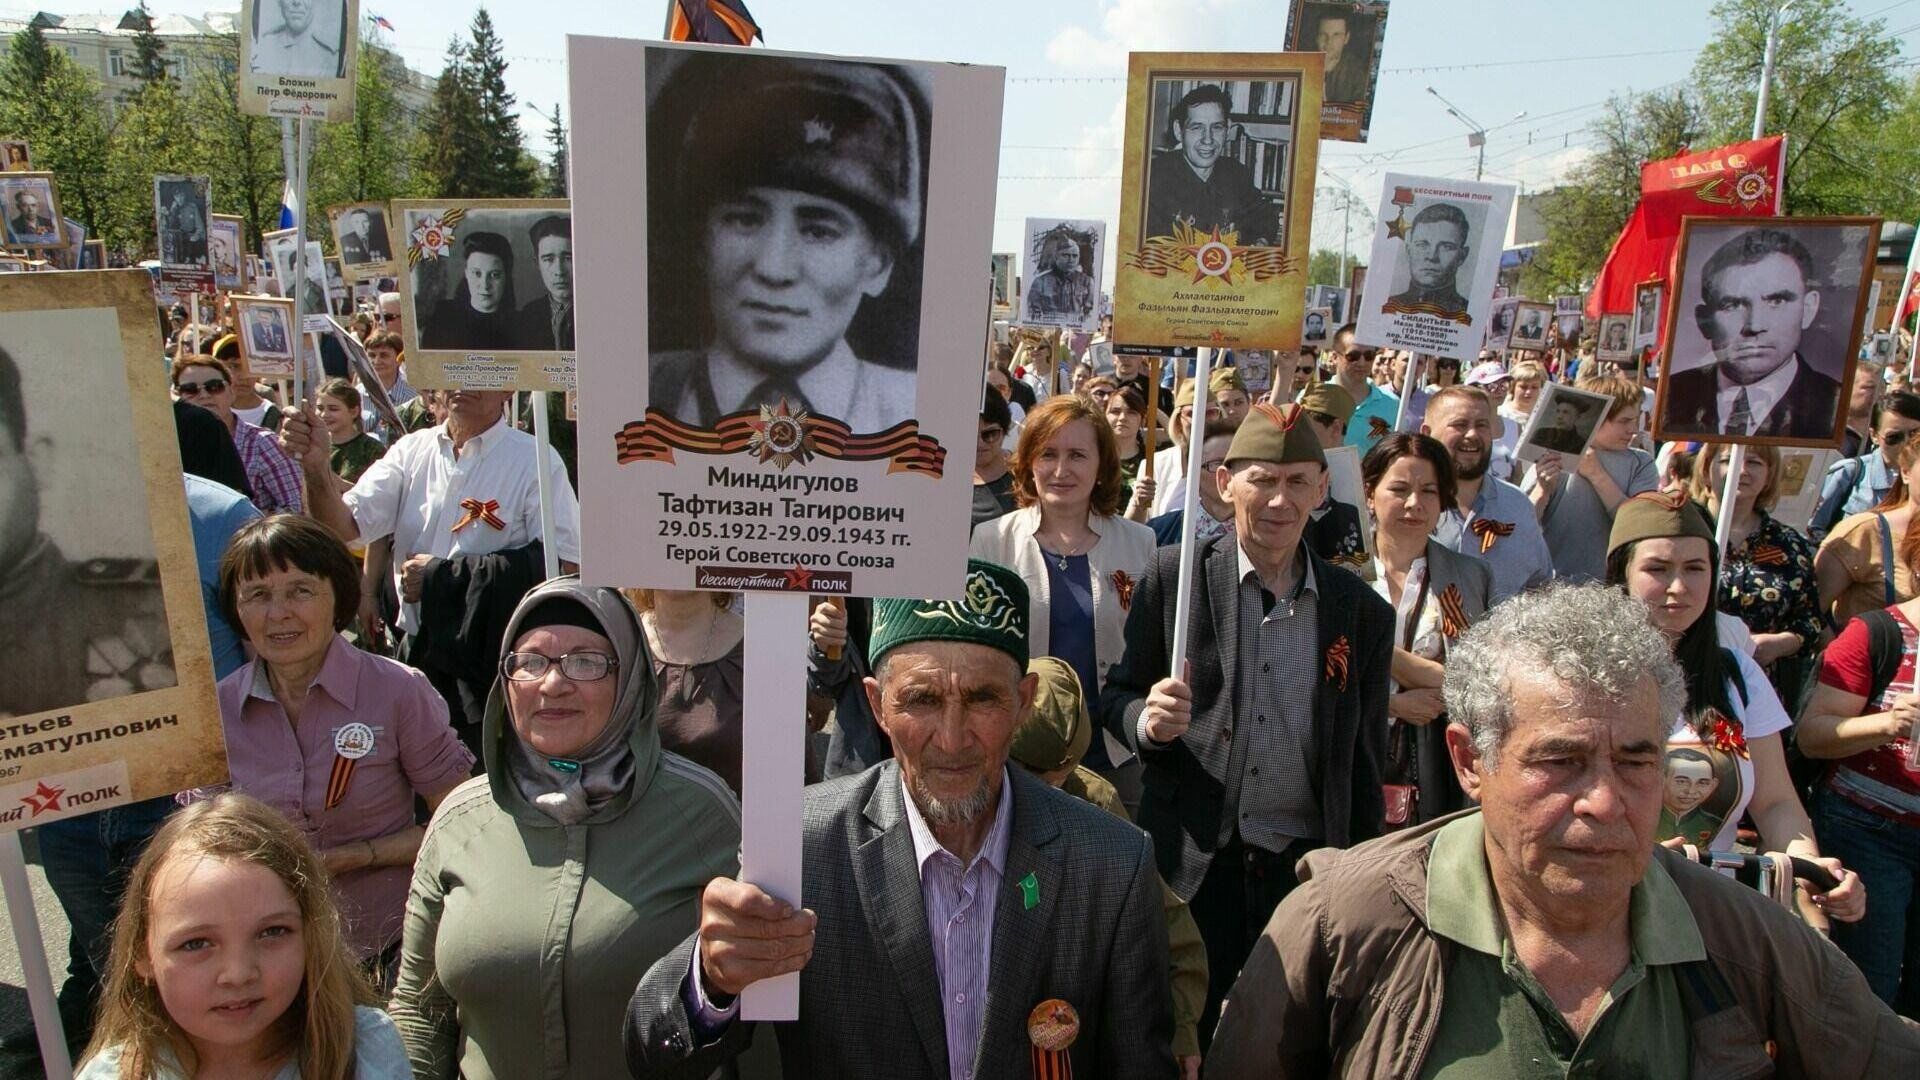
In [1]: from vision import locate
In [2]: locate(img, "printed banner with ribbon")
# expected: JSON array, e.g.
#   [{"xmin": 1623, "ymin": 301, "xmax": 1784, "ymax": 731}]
[{"xmin": 614, "ymin": 403, "xmax": 947, "ymax": 478}]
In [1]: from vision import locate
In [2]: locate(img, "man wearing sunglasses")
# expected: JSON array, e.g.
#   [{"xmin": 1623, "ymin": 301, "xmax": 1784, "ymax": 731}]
[
  {"xmin": 1326, "ymin": 323, "xmax": 1400, "ymax": 452},
  {"xmin": 1813, "ymin": 389, "xmax": 1920, "ymax": 540}
]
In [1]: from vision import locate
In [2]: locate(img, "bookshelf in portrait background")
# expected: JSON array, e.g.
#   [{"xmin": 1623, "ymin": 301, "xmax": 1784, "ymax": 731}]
[{"xmin": 1148, "ymin": 75, "xmax": 1297, "ymax": 240}]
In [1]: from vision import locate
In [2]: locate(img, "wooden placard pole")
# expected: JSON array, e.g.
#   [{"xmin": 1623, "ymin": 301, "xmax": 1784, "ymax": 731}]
[
  {"xmin": 530, "ymin": 391, "xmax": 561, "ymax": 579},
  {"xmin": 1143, "ymin": 356, "xmax": 1164, "ymax": 460}
]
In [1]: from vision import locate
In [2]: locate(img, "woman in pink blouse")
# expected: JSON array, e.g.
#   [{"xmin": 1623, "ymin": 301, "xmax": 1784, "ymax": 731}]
[{"xmin": 215, "ymin": 514, "xmax": 473, "ymax": 981}]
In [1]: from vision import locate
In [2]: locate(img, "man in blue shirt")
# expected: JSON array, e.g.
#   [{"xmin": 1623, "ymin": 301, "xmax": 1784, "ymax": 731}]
[
  {"xmin": 1424, "ymin": 386, "xmax": 1552, "ymax": 603},
  {"xmin": 1326, "ymin": 323, "xmax": 1398, "ymax": 451}
]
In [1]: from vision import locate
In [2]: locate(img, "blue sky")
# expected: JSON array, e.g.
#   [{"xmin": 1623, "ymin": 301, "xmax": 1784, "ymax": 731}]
[{"xmin": 31, "ymin": 1, "xmax": 1920, "ymax": 280}]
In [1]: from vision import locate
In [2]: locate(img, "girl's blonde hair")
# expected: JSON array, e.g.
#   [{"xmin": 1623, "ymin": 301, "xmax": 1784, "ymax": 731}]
[
  {"xmin": 1687, "ymin": 441, "xmax": 1782, "ymax": 512},
  {"xmin": 84, "ymin": 794, "xmax": 373, "ymax": 1080}
]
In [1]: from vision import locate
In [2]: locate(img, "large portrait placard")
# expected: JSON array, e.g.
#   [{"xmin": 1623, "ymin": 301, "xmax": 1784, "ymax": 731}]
[
  {"xmin": 1653, "ymin": 215, "xmax": 1878, "ymax": 448},
  {"xmin": 0, "ymin": 270, "xmax": 225, "ymax": 828},
  {"xmin": 1018, "ymin": 217, "xmax": 1104, "ymax": 331},
  {"xmin": 209, "ymin": 214, "xmax": 246, "ymax": 290},
  {"xmin": 1353, "ymin": 172, "xmax": 1515, "ymax": 361},
  {"xmin": 392, "ymin": 198, "xmax": 574, "ymax": 391},
  {"xmin": 232, "ymin": 294, "xmax": 299, "ymax": 378},
  {"xmin": 1113, "ymin": 53, "xmax": 1323, "ymax": 353},
  {"xmin": 238, "ymin": 0, "xmax": 358, "ymax": 121},
  {"xmin": 1285, "ymin": 1, "xmax": 1389, "ymax": 143},
  {"xmin": 568, "ymin": 36, "xmax": 1001, "ymax": 598}
]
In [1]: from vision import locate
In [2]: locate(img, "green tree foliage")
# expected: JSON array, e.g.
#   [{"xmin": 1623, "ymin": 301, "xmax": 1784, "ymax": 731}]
[
  {"xmin": 0, "ymin": 27, "xmax": 113, "ymax": 237},
  {"xmin": 1693, "ymin": 0, "xmax": 1903, "ymax": 217},
  {"xmin": 105, "ymin": 77, "xmax": 194, "ymax": 253},
  {"xmin": 311, "ymin": 41, "xmax": 413, "ymax": 236},
  {"xmin": 544, "ymin": 105, "xmax": 568, "ymax": 198},
  {"xmin": 129, "ymin": 1, "xmax": 169, "ymax": 86},
  {"xmin": 463, "ymin": 8, "xmax": 538, "ymax": 197},
  {"xmin": 1307, "ymin": 248, "xmax": 1347, "ymax": 288},
  {"xmin": 1521, "ymin": 90, "xmax": 1701, "ymax": 299},
  {"xmin": 412, "ymin": 9, "xmax": 537, "ymax": 198},
  {"xmin": 182, "ymin": 36, "xmax": 287, "ymax": 253},
  {"xmin": 415, "ymin": 37, "xmax": 484, "ymax": 197}
]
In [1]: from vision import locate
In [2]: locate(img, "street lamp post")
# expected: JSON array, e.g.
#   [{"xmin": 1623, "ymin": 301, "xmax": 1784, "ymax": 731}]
[{"xmin": 1426, "ymin": 87, "xmax": 1525, "ymax": 182}]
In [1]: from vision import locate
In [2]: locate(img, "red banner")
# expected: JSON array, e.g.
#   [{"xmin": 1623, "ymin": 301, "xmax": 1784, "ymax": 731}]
[{"xmin": 1587, "ymin": 135, "xmax": 1786, "ymax": 322}]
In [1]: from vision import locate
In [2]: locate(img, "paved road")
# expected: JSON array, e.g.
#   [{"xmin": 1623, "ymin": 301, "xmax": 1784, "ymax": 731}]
[{"xmin": 0, "ymin": 829, "xmax": 74, "ymax": 1078}]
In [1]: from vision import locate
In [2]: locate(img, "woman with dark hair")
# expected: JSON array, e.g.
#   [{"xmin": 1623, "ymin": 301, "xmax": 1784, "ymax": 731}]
[
  {"xmin": 971, "ymin": 395, "xmax": 1156, "ymax": 795},
  {"xmin": 1361, "ymin": 433, "xmax": 1491, "ymax": 825},
  {"xmin": 420, "ymin": 231, "xmax": 519, "ymax": 351},
  {"xmin": 1815, "ymin": 389, "xmax": 1920, "ymax": 537},
  {"xmin": 1105, "ymin": 383, "xmax": 1149, "ymax": 507},
  {"xmin": 215, "ymin": 514, "xmax": 474, "ymax": 978},
  {"xmin": 1606, "ymin": 491, "xmax": 1862, "ymax": 925}
]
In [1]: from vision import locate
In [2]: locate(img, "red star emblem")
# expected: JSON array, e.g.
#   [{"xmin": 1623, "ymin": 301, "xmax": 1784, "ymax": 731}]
[
  {"xmin": 23, "ymin": 781, "xmax": 64, "ymax": 816},
  {"xmin": 784, "ymin": 565, "xmax": 814, "ymax": 591},
  {"xmin": 1184, "ymin": 226, "xmax": 1237, "ymax": 285}
]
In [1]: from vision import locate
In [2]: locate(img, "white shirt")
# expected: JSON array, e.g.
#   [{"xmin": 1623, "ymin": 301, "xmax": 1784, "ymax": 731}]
[
  {"xmin": 1149, "ymin": 444, "xmax": 1187, "ymax": 517},
  {"xmin": 344, "ymin": 420, "xmax": 581, "ymax": 634},
  {"xmin": 1715, "ymin": 355, "xmax": 1800, "ymax": 433}
]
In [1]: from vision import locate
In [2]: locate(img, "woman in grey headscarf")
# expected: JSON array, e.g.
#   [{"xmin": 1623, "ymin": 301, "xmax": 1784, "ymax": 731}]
[{"xmin": 390, "ymin": 577, "xmax": 741, "ymax": 1080}]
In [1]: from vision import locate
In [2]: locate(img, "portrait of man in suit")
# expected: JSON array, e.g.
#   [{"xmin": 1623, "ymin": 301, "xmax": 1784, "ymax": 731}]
[
  {"xmin": 517, "ymin": 214, "xmax": 573, "ymax": 351},
  {"xmin": 627, "ymin": 560, "xmax": 1175, "ymax": 1080},
  {"xmin": 4, "ymin": 183, "xmax": 58, "ymax": 246},
  {"xmin": 646, "ymin": 53, "xmax": 928, "ymax": 434},
  {"xmin": 1307, "ymin": 6, "xmax": 1375, "ymax": 105},
  {"xmin": 1662, "ymin": 226, "xmax": 1847, "ymax": 441},
  {"xmin": 1513, "ymin": 308, "xmax": 1545, "ymax": 343},
  {"xmin": 248, "ymin": 307, "xmax": 290, "ymax": 355},
  {"xmin": 338, "ymin": 206, "xmax": 391, "ymax": 266},
  {"xmin": 1384, "ymin": 202, "xmax": 1470, "ymax": 321},
  {"xmin": 1143, "ymin": 83, "xmax": 1278, "ymax": 246}
]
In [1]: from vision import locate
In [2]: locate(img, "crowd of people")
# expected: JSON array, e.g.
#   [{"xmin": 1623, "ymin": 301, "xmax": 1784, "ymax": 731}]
[{"xmin": 6, "ymin": 266, "xmax": 1920, "ymax": 1078}]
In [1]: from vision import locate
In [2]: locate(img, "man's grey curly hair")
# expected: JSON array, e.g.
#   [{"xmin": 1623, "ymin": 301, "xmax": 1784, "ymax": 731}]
[{"xmin": 1442, "ymin": 583, "xmax": 1684, "ymax": 769}]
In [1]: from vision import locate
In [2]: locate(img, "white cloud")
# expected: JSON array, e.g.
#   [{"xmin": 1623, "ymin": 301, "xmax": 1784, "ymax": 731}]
[{"xmin": 1045, "ymin": 0, "xmax": 1254, "ymax": 73}]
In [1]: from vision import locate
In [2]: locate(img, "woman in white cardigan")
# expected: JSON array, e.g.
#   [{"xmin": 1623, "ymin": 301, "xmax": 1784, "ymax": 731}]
[{"xmin": 971, "ymin": 395, "xmax": 1156, "ymax": 794}]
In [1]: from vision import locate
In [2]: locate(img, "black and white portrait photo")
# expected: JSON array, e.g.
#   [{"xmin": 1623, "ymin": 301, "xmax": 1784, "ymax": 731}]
[
  {"xmin": 264, "ymin": 229, "xmax": 329, "ymax": 321},
  {"xmin": 1508, "ymin": 300, "xmax": 1553, "ymax": 351},
  {"xmin": 1142, "ymin": 78, "xmax": 1291, "ymax": 247},
  {"xmin": 330, "ymin": 201, "xmax": 394, "ymax": 277},
  {"xmin": 153, "ymin": 175, "xmax": 211, "ymax": 270},
  {"xmin": 1655, "ymin": 217, "xmax": 1876, "ymax": 447},
  {"xmin": 1, "ymin": 174, "xmax": 63, "ymax": 249},
  {"xmin": 1357, "ymin": 173, "xmax": 1517, "ymax": 362},
  {"xmin": 1293, "ymin": 1, "xmax": 1381, "ymax": 107},
  {"xmin": 209, "ymin": 215, "xmax": 244, "ymax": 290},
  {"xmin": 991, "ymin": 252, "xmax": 1014, "ymax": 309},
  {"xmin": 1634, "ymin": 281, "xmax": 1664, "ymax": 350},
  {"xmin": 1554, "ymin": 294, "xmax": 1584, "ymax": 343},
  {"xmin": 235, "ymin": 296, "xmax": 297, "ymax": 377},
  {"xmin": 1302, "ymin": 306, "xmax": 1331, "ymax": 344},
  {"xmin": 397, "ymin": 201, "xmax": 574, "ymax": 359},
  {"xmin": 1517, "ymin": 382, "xmax": 1612, "ymax": 464},
  {"xmin": 642, "ymin": 50, "xmax": 930, "ymax": 433},
  {"xmin": 245, "ymin": 0, "xmax": 349, "ymax": 79},
  {"xmin": 1019, "ymin": 218, "xmax": 1103, "ymax": 331},
  {"xmin": 1596, "ymin": 313, "xmax": 1634, "ymax": 364},
  {"xmin": 1, "ymin": 139, "xmax": 29, "ymax": 172}
]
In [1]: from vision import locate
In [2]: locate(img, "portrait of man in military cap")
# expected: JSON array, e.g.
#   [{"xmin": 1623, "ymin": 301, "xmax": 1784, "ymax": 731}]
[
  {"xmin": 644, "ymin": 51, "xmax": 931, "ymax": 434},
  {"xmin": 154, "ymin": 176, "xmax": 210, "ymax": 270},
  {"xmin": 247, "ymin": 0, "xmax": 348, "ymax": 80},
  {"xmin": 1019, "ymin": 218, "xmax": 1102, "ymax": 331},
  {"xmin": 0, "ymin": 329, "xmax": 176, "ymax": 718}
]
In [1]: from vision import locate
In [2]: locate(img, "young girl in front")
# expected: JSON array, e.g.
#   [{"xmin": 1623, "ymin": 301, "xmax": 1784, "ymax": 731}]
[{"xmin": 78, "ymin": 793, "xmax": 410, "ymax": 1079}]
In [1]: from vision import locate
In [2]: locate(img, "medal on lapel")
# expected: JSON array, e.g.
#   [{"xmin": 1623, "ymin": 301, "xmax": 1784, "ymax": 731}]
[
  {"xmin": 1028, "ymin": 999, "xmax": 1079, "ymax": 1079},
  {"xmin": 326, "ymin": 722, "xmax": 375, "ymax": 810}
]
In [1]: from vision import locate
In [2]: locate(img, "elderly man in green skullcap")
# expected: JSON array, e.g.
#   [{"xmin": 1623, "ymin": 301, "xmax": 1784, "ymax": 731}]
[{"xmin": 628, "ymin": 559, "xmax": 1177, "ymax": 1079}]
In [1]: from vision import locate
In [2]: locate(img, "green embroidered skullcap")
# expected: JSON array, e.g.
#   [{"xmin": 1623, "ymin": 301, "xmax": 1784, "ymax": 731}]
[
  {"xmin": 1225, "ymin": 401, "xmax": 1326, "ymax": 469},
  {"xmin": 1208, "ymin": 366, "xmax": 1246, "ymax": 395},
  {"xmin": 1009, "ymin": 657, "xmax": 1090, "ymax": 774},
  {"xmin": 1607, "ymin": 489, "xmax": 1716, "ymax": 561},
  {"xmin": 870, "ymin": 559, "xmax": 1029, "ymax": 671},
  {"xmin": 1298, "ymin": 381, "xmax": 1356, "ymax": 423}
]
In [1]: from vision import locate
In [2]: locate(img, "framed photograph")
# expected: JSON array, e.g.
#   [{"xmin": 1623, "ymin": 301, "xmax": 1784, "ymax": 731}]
[
  {"xmin": 1323, "ymin": 443, "xmax": 1373, "ymax": 569},
  {"xmin": 1313, "ymin": 284, "xmax": 1350, "ymax": 325},
  {"xmin": 392, "ymin": 198, "xmax": 573, "ymax": 390},
  {"xmin": 49, "ymin": 216, "xmax": 86, "ymax": 271},
  {"xmin": 1515, "ymin": 381, "xmax": 1612, "ymax": 464},
  {"xmin": 1302, "ymin": 306, "xmax": 1332, "ymax": 344},
  {"xmin": 1348, "ymin": 263, "xmax": 1367, "ymax": 308},
  {"xmin": 569, "ymin": 35, "xmax": 1000, "ymax": 598},
  {"xmin": 1018, "ymin": 217, "xmax": 1103, "ymax": 331},
  {"xmin": 238, "ymin": 0, "xmax": 358, "ymax": 122},
  {"xmin": 262, "ymin": 228, "xmax": 330, "ymax": 332},
  {"xmin": 82, "ymin": 239, "xmax": 106, "ymax": 270},
  {"xmin": 208, "ymin": 214, "xmax": 245, "ymax": 290},
  {"xmin": 1285, "ymin": 1, "xmax": 1389, "ymax": 143},
  {"xmin": 1595, "ymin": 313, "xmax": 1635, "ymax": 364},
  {"xmin": 1114, "ymin": 53, "xmax": 1324, "ymax": 352},
  {"xmin": 990, "ymin": 251, "xmax": 1014, "ymax": 310},
  {"xmin": 1870, "ymin": 330, "xmax": 1896, "ymax": 365},
  {"xmin": 328, "ymin": 200, "xmax": 395, "ymax": 281},
  {"xmin": 1506, "ymin": 300, "xmax": 1553, "ymax": 352},
  {"xmin": 232, "ymin": 294, "xmax": 299, "ymax": 378},
  {"xmin": 324, "ymin": 256, "xmax": 346, "ymax": 302},
  {"xmin": 1483, "ymin": 296, "xmax": 1520, "ymax": 352},
  {"xmin": 1633, "ymin": 281, "xmax": 1664, "ymax": 351},
  {"xmin": 1554, "ymin": 293, "xmax": 1584, "ymax": 343},
  {"xmin": 1770, "ymin": 446, "xmax": 1838, "ymax": 533},
  {"xmin": 153, "ymin": 174, "xmax": 212, "ymax": 272},
  {"xmin": 1354, "ymin": 172, "xmax": 1516, "ymax": 361},
  {"xmin": 0, "ymin": 270, "xmax": 226, "ymax": 826},
  {"xmin": 0, "ymin": 172, "xmax": 65, "ymax": 249},
  {"xmin": 0, "ymin": 138, "xmax": 29, "ymax": 172},
  {"xmin": 1654, "ymin": 216, "xmax": 1878, "ymax": 447},
  {"xmin": 1238, "ymin": 348, "xmax": 1274, "ymax": 392}
]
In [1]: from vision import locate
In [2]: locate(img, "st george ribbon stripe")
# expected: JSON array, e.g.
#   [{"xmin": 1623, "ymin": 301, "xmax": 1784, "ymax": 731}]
[{"xmin": 615, "ymin": 408, "xmax": 947, "ymax": 476}]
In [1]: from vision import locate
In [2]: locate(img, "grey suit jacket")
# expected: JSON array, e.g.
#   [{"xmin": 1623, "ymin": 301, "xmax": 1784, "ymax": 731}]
[
  {"xmin": 624, "ymin": 763, "xmax": 1175, "ymax": 1079},
  {"xmin": 1099, "ymin": 535, "xmax": 1393, "ymax": 900}
]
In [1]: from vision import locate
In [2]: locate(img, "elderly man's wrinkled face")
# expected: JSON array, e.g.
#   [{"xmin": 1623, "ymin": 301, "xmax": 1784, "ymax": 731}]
[
  {"xmin": 14, "ymin": 192, "xmax": 39, "ymax": 220},
  {"xmin": 1453, "ymin": 672, "xmax": 1666, "ymax": 910},
  {"xmin": 1697, "ymin": 252, "xmax": 1818, "ymax": 385},
  {"xmin": 867, "ymin": 641, "xmax": 1037, "ymax": 829},
  {"xmin": 1178, "ymin": 101, "xmax": 1228, "ymax": 175},
  {"xmin": 1224, "ymin": 459, "xmax": 1327, "ymax": 556},
  {"xmin": 705, "ymin": 186, "xmax": 893, "ymax": 374}
]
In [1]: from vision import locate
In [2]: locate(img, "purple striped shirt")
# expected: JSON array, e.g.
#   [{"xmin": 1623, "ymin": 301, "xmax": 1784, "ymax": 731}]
[{"xmin": 232, "ymin": 416, "xmax": 305, "ymax": 514}]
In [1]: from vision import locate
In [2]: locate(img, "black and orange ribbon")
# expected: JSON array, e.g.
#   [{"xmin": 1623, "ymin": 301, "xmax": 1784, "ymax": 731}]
[
  {"xmin": 1749, "ymin": 542, "xmax": 1788, "ymax": 567},
  {"xmin": 324, "ymin": 754, "xmax": 357, "ymax": 810},
  {"xmin": 1368, "ymin": 416, "xmax": 1392, "ymax": 439},
  {"xmin": 1437, "ymin": 583, "xmax": 1469, "ymax": 640},
  {"xmin": 1469, "ymin": 518, "xmax": 1514, "ymax": 554},
  {"xmin": 1031, "ymin": 1046, "xmax": 1074, "ymax": 1079},
  {"xmin": 452, "ymin": 497, "xmax": 505, "ymax": 532},
  {"xmin": 1324, "ymin": 635, "xmax": 1351, "ymax": 691},
  {"xmin": 1109, "ymin": 570, "xmax": 1135, "ymax": 612},
  {"xmin": 1378, "ymin": 297, "xmax": 1473, "ymax": 326},
  {"xmin": 614, "ymin": 409, "xmax": 946, "ymax": 477}
]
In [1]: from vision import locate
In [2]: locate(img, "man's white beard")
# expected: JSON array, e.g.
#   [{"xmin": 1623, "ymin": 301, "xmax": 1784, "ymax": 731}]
[{"xmin": 909, "ymin": 768, "xmax": 997, "ymax": 830}]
